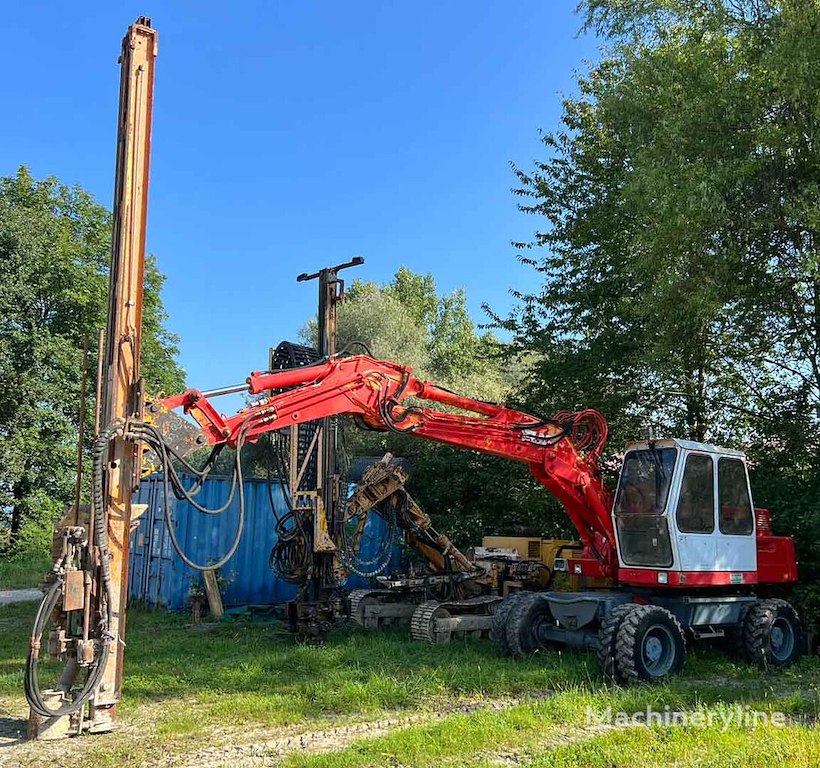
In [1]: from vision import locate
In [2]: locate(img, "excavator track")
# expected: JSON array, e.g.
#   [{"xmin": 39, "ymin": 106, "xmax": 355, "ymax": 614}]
[
  {"xmin": 348, "ymin": 588, "xmax": 422, "ymax": 629},
  {"xmin": 410, "ymin": 595, "xmax": 504, "ymax": 644},
  {"xmin": 348, "ymin": 589, "xmax": 390, "ymax": 626}
]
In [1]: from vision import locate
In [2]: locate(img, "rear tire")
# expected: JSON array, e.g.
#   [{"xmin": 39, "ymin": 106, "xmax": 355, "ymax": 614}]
[
  {"xmin": 490, "ymin": 591, "xmax": 531, "ymax": 656},
  {"xmin": 615, "ymin": 605, "xmax": 686, "ymax": 684},
  {"xmin": 743, "ymin": 598, "xmax": 802, "ymax": 670},
  {"xmin": 597, "ymin": 603, "xmax": 637, "ymax": 683},
  {"xmin": 724, "ymin": 602, "xmax": 754, "ymax": 662},
  {"xmin": 506, "ymin": 593, "xmax": 554, "ymax": 659}
]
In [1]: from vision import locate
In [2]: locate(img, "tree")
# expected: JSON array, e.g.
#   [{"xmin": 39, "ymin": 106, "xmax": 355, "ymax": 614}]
[
  {"xmin": 303, "ymin": 268, "xmax": 570, "ymax": 546},
  {"xmin": 495, "ymin": 0, "xmax": 819, "ymax": 623},
  {"xmin": 0, "ymin": 167, "xmax": 184, "ymax": 555},
  {"xmin": 337, "ymin": 281, "xmax": 430, "ymax": 374},
  {"xmin": 496, "ymin": 1, "xmax": 819, "ymax": 437}
]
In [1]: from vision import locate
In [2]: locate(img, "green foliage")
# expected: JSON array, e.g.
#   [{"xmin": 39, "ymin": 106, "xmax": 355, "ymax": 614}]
[
  {"xmin": 494, "ymin": 0, "xmax": 820, "ymax": 617},
  {"xmin": 503, "ymin": 0, "xmax": 818, "ymax": 436},
  {"xmin": 0, "ymin": 167, "xmax": 184, "ymax": 558},
  {"xmin": 337, "ymin": 284, "xmax": 430, "ymax": 373},
  {"xmin": 0, "ymin": 553, "xmax": 51, "ymax": 589},
  {"xmin": 141, "ymin": 257, "xmax": 186, "ymax": 396},
  {"xmin": 383, "ymin": 265, "xmax": 439, "ymax": 330},
  {"xmin": 318, "ymin": 268, "xmax": 565, "ymax": 546}
]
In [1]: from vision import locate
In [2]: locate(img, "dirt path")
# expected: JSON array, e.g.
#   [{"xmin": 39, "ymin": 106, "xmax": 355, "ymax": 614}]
[
  {"xmin": 180, "ymin": 697, "xmax": 544, "ymax": 768},
  {"xmin": 0, "ymin": 591, "xmax": 41, "ymax": 607},
  {"xmin": 168, "ymin": 695, "xmax": 618, "ymax": 768},
  {"xmin": 0, "ymin": 694, "xmax": 558, "ymax": 768}
]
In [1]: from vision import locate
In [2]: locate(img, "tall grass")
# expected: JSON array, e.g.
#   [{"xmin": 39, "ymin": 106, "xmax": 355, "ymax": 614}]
[{"xmin": 0, "ymin": 554, "xmax": 50, "ymax": 589}]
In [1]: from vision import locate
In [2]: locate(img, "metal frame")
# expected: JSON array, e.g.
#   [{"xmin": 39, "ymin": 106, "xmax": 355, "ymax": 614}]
[{"xmin": 89, "ymin": 16, "xmax": 157, "ymax": 733}]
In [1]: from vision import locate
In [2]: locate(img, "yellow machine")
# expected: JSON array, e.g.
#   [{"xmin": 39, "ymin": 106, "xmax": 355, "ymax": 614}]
[{"xmin": 478, "ymin": 536, "xmax": 584, "ymax": 594}]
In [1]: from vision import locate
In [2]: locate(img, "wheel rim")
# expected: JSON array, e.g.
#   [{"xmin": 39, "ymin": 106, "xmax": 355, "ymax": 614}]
[
  {"xmin": 770, "ymin": 617, "xmax": 795, "ymax": 661},
  {"xmin": 531, "ymin": 610, "xmax": 553, "ymax": 647},
  {"xmin": 641, "ymin": 623, "xmax": 676, "ymax": 677},
  {"xmin": 532, "ymin": 611, "xmax": 548, "ymax": 631}
]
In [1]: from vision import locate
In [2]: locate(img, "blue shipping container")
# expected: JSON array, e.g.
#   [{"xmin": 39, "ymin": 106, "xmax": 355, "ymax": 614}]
[{"xmin": 129, "ymin": 473, "xmax": 400, "ymax": 611}]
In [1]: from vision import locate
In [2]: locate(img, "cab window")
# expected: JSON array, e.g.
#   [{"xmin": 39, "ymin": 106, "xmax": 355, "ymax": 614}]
[
  {"xmin": 718, "ymin": 458, "xmax": 754, "ymax": 535},
  {"xmin": 614, "ymin": 448, "xmax": 677, "ymax": 516},
  {"xmin": 676, "ymin": 454, "xmax": 714, "ymax": 534},
  {"xmin": 614, "ymin": 448, "xmax": 676, "ymax": 567}
]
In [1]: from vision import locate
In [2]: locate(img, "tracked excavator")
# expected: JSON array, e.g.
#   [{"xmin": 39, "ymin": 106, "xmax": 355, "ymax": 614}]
[
  {"xmin": 138, "ymin": 352, "xmax": 802, "ymax": 681},
  {"xmin": 344, "ymin": 454, "xmax": 583, "ymax": 643}
]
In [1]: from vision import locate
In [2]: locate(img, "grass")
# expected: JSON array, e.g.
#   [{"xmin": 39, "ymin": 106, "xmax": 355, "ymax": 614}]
[
  {"xmin": 0, "ymin": 555, "xmax": 50, "ymax": 589},
  {"xmin": 280, "ymin": 702, "xmax": 820, "ymax": 768},
  {"xmin": 0, "ymin": 599, "xmax": 818, "ymax": 767},
  {"xmin": 527, "ymin": 724, "xmax": 820, "ymax": 768}
]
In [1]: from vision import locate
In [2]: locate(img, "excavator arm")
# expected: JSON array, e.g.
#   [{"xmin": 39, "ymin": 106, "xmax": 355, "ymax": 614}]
[{"xmin": 149, "ymin": 354, "xmax": 616, "ymax": 575}]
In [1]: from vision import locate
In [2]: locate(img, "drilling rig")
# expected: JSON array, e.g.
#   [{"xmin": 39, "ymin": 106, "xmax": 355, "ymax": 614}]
[
  {"xmin": 25, "ymin": 17, "xmax": 156, "ymax": 738},
  {"xmin": 344, "ymin": 454, "xmax": 584, "ymax": 643}
]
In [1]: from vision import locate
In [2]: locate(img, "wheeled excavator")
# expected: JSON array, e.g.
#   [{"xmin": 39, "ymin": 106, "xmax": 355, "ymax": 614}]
[
  {"xmin": 345, "ymin": 454, "xmax": 583, "ymax": 643},
  {"xmin": 141, "ymin": 353, "xmax": 803, "ymax": 682}
]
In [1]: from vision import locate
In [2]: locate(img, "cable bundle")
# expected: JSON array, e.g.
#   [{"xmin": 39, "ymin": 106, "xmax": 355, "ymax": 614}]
[{"xmin": 25, "ymin": 423, "xmax": 119, "ymax": 719}]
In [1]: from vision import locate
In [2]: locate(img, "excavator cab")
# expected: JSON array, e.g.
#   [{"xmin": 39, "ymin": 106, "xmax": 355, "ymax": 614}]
[{"xmin": 613, "ymin": 439, "xmax": 758, "ymax": 583}]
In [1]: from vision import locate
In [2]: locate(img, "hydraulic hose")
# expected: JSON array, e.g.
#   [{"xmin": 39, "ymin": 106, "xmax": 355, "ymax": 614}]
[
  {"xmin": 25, "ymin": 424, "xmax": 119, "ymax": 719},
  {"xmin": 25, "ymin": 578, "xmax": 111, "ymax": 719},
  {"xmin": 135, "ymin": 422, "xmax": 238, "ymax": 515},
  {"xmin": 341, "ymin": 498, "xmax": 397, "ymax": 578},
  {"xmin": 130, "ymin": 412, "xmax": 273, "ymax": 572}
]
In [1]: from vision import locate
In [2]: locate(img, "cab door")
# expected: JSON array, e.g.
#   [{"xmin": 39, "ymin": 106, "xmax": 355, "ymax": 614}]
[
  {"xmin": 673, "ymin": 452, "xmax": 717, "ymax": 571},
  {"xmin": 715, "ymin": 457, "xmax": 757, "ymax": 572}
]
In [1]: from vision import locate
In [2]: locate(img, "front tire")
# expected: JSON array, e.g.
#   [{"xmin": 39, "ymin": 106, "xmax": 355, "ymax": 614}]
[
  {"xmin": 490, "ymin": 591, "xmax": 531, "ymax": 656},
  {"xmin": 615, "ymin": 605, "xmax": 686, "ymax": 684},
  {"xmin": 597, "ymin": 603, "xmax": 637, "ymax": 683},
  {"xmin": 743, "ymin": 598, "xmax": 802, "ymax": 670},
  {"xmin": 506, "ymin": 593, "xmax": 554, "ymax": 659}
]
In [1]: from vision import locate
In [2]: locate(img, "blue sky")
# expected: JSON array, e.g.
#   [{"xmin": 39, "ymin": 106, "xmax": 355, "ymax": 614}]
[{"xmin": 2, "ymin": 2, "xmax": 599, "ymax": 394}]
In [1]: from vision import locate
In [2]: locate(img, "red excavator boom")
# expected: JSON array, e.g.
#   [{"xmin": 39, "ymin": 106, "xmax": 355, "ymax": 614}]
[{"xmin": 157, "ymin": 354, "xmax": 616, "ymax": 576}]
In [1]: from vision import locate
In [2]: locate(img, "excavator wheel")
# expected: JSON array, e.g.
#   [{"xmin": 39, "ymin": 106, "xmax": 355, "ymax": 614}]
[
  {"xmin": 723, "ymin": 602, "xmax": 754, "ymax": 661},
  {"xmin": 505, "ymin": 592, "xmax": 554, "ymax": 659},
  {"xmin": 596, "ymin": 603, "xmax": 637, "ymax": 683},
  {"xmin": 615, "ymin": 604, "xmax": 686, "ymax": 684},
  {"xmin": 742, "ymin": 598, "xmax": 803, "ymax": 670},
  {"xmin": 490, "ymin": 591, "xmax": 532, "ymax": 657}
]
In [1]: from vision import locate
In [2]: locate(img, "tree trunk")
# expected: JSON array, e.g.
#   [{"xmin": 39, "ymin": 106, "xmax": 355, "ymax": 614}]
[
  {"xmin": 694, "ymin": 362, "xmax": 707, "ymax": 443},
  {"xmin": 10, "ymin": 477, "xmax": 29, "ymax": 537},
  {"xmin": 812, "ymin": 276, "xmax": 820, "ymax": 403}
]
